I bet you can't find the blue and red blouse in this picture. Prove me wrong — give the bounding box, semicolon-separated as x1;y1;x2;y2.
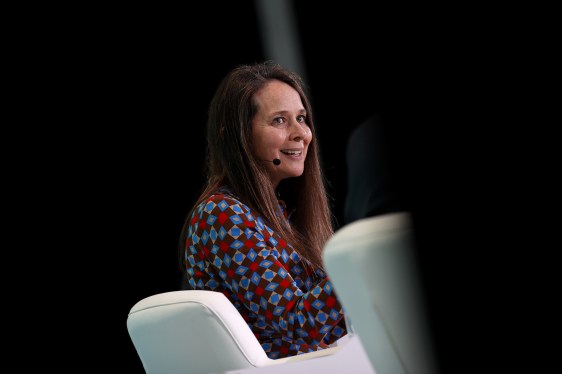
184;187;347;359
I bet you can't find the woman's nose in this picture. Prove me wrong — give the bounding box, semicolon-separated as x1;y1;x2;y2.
290;122;311;142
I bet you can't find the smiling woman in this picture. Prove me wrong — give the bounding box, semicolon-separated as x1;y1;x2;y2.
178;61;348;359
251;79;312;187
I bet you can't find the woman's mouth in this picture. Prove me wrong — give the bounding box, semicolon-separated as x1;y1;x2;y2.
280;149;303;156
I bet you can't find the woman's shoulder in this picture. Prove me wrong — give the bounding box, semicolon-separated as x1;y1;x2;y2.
198;187;248;212
193;187;265;229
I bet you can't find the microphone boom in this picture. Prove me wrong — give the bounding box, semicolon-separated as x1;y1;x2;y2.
260;158;281;165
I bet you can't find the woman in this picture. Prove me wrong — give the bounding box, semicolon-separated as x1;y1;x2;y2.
179;61;347;359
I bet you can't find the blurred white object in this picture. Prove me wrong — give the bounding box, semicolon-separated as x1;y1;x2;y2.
323;212;438;374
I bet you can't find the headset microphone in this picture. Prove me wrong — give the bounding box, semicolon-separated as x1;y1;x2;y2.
260;158;281;165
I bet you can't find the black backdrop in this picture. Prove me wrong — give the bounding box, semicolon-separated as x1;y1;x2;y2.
47;2;509;372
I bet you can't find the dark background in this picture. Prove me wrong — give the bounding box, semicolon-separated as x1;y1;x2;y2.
31;1;533;372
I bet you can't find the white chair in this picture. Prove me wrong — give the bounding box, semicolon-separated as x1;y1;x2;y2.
322;212;438;374
127;290;341;374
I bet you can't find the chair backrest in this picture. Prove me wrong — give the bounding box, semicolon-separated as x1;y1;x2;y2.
322;212;437;374
127;290;276;374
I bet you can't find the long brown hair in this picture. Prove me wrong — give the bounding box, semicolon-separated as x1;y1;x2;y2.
179;61;334;273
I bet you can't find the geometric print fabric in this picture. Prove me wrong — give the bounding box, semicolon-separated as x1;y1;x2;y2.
184;187;347;359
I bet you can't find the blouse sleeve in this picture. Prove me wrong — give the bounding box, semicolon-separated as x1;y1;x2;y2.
190;194;345;348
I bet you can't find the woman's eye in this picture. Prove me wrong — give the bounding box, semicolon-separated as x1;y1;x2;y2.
273;117;285;124
297;115;306;123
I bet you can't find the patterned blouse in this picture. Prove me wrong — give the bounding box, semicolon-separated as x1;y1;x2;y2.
184;187;347;359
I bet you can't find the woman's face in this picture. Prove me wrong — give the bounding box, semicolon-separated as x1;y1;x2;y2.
251;79;312;188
